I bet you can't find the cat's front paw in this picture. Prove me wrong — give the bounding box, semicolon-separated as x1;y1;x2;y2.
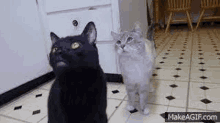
126;105;135;111
142;108;150;115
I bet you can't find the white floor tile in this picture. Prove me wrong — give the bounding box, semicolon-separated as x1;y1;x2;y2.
37;116;48;123
107;99;122;119
108;101;131;123
127;113;165;123
7;109;33;121
0;94;33;115
38;80;54;90
148;104;168;114
0;116;26;123
169;82;188;107
25;113;47;123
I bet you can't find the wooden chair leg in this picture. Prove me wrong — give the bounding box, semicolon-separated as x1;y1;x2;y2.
186;10;193;32
195;9;205;31
165;12;173;33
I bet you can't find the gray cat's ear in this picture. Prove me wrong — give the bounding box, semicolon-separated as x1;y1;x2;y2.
132;22;142;36
50;32;59;44
81;22;97;45
111;31;119;40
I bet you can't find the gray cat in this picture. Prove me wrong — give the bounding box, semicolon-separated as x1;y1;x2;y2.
111;23;156;115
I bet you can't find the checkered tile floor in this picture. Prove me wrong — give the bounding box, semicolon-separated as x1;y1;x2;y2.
1;27;220;123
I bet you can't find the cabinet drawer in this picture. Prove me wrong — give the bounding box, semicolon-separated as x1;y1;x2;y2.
45;0;111;13
47;6;113;41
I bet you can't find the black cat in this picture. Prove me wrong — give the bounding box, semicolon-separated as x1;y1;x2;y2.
48;22;107;123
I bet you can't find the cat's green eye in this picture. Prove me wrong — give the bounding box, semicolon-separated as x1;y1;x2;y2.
127;37;133;42
71;42;80;49
52;47;58;53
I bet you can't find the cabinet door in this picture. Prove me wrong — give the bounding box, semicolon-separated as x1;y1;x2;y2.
47;6;113;41
0;0;49;94
45;0;111;13
97;43;118;74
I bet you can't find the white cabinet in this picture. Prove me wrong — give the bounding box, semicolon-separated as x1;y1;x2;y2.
0;0;50;94
47;6;113;41
96;43;118;73
38;0;148;74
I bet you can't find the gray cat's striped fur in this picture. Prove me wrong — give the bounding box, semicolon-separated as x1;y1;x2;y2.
111;22;156;115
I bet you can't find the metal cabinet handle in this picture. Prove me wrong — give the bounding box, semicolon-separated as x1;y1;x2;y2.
89;7;96;10
72;20;78;26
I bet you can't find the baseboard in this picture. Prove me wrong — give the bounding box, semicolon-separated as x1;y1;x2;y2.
0;72;123;107
105;73;123;83
0;71;55;107
165;22;220;27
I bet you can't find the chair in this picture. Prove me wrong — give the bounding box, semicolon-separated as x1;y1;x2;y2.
195;0;220;30
165;0;193;33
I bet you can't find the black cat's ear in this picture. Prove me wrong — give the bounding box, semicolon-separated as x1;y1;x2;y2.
81;22;97;45
50;32;60;44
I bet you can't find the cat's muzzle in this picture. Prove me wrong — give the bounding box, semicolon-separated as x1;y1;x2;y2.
56;61;68;67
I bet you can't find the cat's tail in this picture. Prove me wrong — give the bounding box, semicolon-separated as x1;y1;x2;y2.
147;23;156;49
146;22;157;68
144;39;156;63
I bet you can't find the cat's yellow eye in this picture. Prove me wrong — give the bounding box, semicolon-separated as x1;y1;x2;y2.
71;42;80;49
52;47;58;53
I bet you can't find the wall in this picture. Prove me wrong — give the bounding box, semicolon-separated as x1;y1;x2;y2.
0;0;50;94
118;0;148;37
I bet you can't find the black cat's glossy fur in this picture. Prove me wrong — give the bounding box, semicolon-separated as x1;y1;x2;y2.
48;22;107;123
